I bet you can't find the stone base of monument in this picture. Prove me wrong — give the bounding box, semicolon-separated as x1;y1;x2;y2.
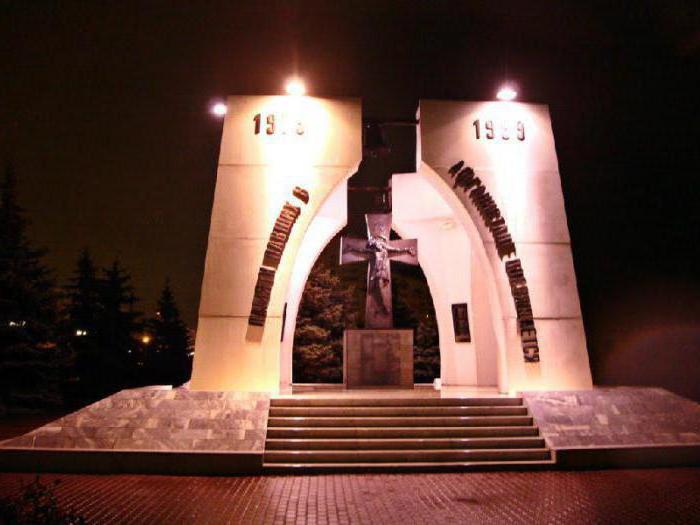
343;329;414;389
0;386;270;475
522;387;700;468
2;385;699;474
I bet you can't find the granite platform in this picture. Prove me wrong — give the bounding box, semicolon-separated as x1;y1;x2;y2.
522;387;700;468
0;385;270;475
2;385;699;475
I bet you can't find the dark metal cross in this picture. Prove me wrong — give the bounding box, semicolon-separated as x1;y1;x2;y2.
340;213;418;329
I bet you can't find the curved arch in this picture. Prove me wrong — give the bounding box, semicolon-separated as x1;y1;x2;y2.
399;163;509;391
278;171;354;391
279;162;510;393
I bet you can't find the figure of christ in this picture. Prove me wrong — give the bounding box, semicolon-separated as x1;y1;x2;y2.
340;214;418;329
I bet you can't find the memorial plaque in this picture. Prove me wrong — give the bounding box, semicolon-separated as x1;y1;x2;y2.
451;303;472;342
343;329;413;388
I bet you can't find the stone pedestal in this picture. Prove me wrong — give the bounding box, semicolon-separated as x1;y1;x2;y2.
343;329;413;388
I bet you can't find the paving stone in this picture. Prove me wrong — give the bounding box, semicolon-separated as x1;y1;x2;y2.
1;469;698;524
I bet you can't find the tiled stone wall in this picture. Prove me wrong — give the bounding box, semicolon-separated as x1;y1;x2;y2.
0;386;270;453
523;387;700;449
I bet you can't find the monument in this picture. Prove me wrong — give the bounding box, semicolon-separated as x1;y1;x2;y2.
188;95;594;393
3;93;699;476
340;213;418;387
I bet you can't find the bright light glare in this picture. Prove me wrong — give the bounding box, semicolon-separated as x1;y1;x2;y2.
211;102;227;116
285;78;306;96
497;85;517;101
142;335;151;344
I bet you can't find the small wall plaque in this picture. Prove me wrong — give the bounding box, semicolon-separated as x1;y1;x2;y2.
281;302;287;342
451;303;472;343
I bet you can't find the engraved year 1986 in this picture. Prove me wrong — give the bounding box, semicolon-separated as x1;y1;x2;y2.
472;119;525;141
253;113;305;136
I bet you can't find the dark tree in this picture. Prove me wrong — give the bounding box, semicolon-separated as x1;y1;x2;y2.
0;165;66;412
63;249;104;400
145;280;192;386
392;264;441;383
95;259;141;394
293;263;357;383
292;230;440;384
65;249;101;335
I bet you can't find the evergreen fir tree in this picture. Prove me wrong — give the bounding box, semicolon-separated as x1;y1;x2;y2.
0;165;66;412
65;249;101;335
95;259;141;394
293;263;356;383
63;249;104;400
393;264;441;383
145;279;192;386
292;230;440;384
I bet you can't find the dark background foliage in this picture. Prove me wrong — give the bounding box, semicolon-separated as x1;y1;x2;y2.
0;167;192;413
293;231;440;384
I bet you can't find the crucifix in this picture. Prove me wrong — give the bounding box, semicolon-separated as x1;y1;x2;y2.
340;213;419;329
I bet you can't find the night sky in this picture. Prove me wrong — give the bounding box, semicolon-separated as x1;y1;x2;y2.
2;2;699;398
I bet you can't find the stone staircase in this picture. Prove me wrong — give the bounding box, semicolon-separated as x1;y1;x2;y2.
263;396;554;472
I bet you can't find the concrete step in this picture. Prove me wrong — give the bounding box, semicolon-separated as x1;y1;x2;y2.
267;415;533;427
264;448;551;464
271;397;522;407
269;406;528;417
265;436;546;450
266;425;541;439
264;396;551;472
263;459;555;473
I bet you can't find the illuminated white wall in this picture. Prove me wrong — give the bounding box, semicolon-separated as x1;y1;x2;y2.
419;100;593;391
193;95;591;393
392;172;499;387
191;96;361;391
279;179;348;391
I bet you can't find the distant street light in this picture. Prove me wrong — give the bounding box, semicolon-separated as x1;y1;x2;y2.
497;85;517;101
142;335;151;344
285;78;306;96
211;102;227;117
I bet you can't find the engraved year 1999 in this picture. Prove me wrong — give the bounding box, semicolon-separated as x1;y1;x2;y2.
472;119;525;141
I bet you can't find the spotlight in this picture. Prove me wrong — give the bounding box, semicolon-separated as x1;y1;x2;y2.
497;85;517;101
285;78;306;96
211;102;227;116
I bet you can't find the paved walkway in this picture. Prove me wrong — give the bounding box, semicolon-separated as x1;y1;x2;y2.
1;468;699;524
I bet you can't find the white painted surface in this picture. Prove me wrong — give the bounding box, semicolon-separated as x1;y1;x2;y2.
393;172;494;387
419;99;592;391
279;179;348;390
191;96;361;392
